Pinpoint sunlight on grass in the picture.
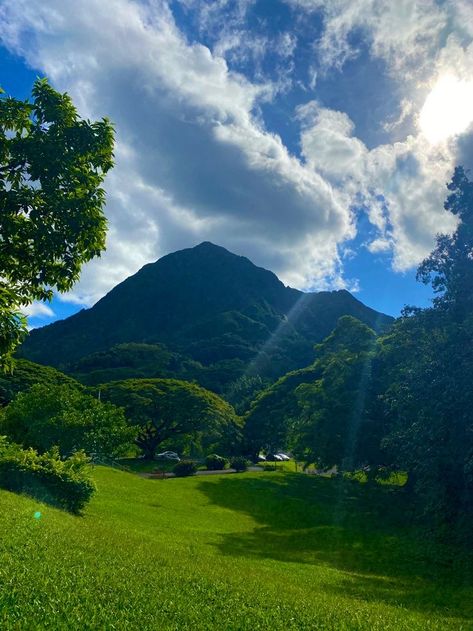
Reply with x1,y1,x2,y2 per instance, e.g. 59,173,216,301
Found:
0,468,471,630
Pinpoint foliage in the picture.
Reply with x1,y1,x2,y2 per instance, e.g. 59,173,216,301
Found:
372,167,473,538
0,358,82,406
245,316,378,470
0,79,114,368
0,384,135,459
173,460,197,477
98,378,239,459
223,373,268,414
293,316,377,470
69,342,207,387
230,456,248,472
205,453,228,470
377,309,473,537
244,364,321,457
0,436,95,513
417,166,473,316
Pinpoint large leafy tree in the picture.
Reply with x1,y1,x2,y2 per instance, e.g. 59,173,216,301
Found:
98,378,240,459
0,383,135,459
377,167,473,538
0,78,114,368
293,316,377,470
244,364,321,457
417,166,473,316
244,316,378,466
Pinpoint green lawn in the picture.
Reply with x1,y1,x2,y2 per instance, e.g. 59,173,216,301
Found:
0,468,472,630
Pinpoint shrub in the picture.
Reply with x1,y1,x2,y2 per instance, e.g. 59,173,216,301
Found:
230,456,248,472
173,460,197,477
262,463,277,471
0,437,95,513
205,454,228,470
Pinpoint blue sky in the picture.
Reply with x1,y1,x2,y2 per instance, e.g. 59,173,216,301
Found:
1,0,472,327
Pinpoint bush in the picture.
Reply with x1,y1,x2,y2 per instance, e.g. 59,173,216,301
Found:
173,460,197,477
230,456,248,472
205,454,228,470
0,437,95,513
262,463,277,471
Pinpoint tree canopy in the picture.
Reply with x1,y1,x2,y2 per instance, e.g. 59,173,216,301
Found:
294,316,377,470
0,383,135,459
0,358,82,406
417,166,473,316
0,78,114,368
98,378,240,459
374,168,473,537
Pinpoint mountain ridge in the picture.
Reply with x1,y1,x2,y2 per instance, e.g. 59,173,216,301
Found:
20,242,393,389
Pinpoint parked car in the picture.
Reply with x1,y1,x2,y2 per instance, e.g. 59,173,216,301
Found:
267,453,283,461
257,454,266,461
276,453,291,461
156,451,180,461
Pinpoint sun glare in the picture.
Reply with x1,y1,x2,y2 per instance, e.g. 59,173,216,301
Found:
419,75,473,144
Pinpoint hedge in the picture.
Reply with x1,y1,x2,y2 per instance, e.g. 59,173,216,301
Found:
0,437,96,513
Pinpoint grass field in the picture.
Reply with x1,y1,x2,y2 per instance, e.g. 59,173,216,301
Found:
1,468,472,630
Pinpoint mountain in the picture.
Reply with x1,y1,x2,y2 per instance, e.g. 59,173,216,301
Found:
20,242,393,391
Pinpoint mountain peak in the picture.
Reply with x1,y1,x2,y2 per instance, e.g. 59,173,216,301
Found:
194,241,220,249
20,243,393,381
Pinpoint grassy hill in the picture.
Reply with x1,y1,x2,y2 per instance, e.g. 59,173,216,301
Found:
1,468,471,630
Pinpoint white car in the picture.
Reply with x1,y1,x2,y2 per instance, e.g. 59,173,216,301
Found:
276,453,291,461
156,451,180,461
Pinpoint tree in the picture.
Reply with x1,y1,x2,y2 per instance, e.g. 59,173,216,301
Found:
0,383,135,459
0,78,114,368
244,364,321,458
98,378,240,459
417,165,473,316
293,316,377,470
223,374,268,415
376,168,473,539
0,358,82,406
244,316,379,467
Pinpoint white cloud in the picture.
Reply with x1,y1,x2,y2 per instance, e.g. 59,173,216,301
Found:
297,102,367,182
0,0,471,311
0,0,356,304
285,0,447,78
21,302,55,319
297,101,458,270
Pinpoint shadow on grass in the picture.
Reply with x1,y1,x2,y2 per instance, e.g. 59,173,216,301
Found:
198,473,473,619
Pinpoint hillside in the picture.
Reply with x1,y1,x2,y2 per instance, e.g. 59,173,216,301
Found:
20,242,393,388
1,467,471,630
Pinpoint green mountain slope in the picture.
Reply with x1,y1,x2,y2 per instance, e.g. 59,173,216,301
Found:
20,242,392,388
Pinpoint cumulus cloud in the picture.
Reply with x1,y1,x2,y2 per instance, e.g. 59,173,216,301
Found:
0,0,471,308
0,0,356,304
297,100,458,270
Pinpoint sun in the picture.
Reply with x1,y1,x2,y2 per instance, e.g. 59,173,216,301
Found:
419,75,473,144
